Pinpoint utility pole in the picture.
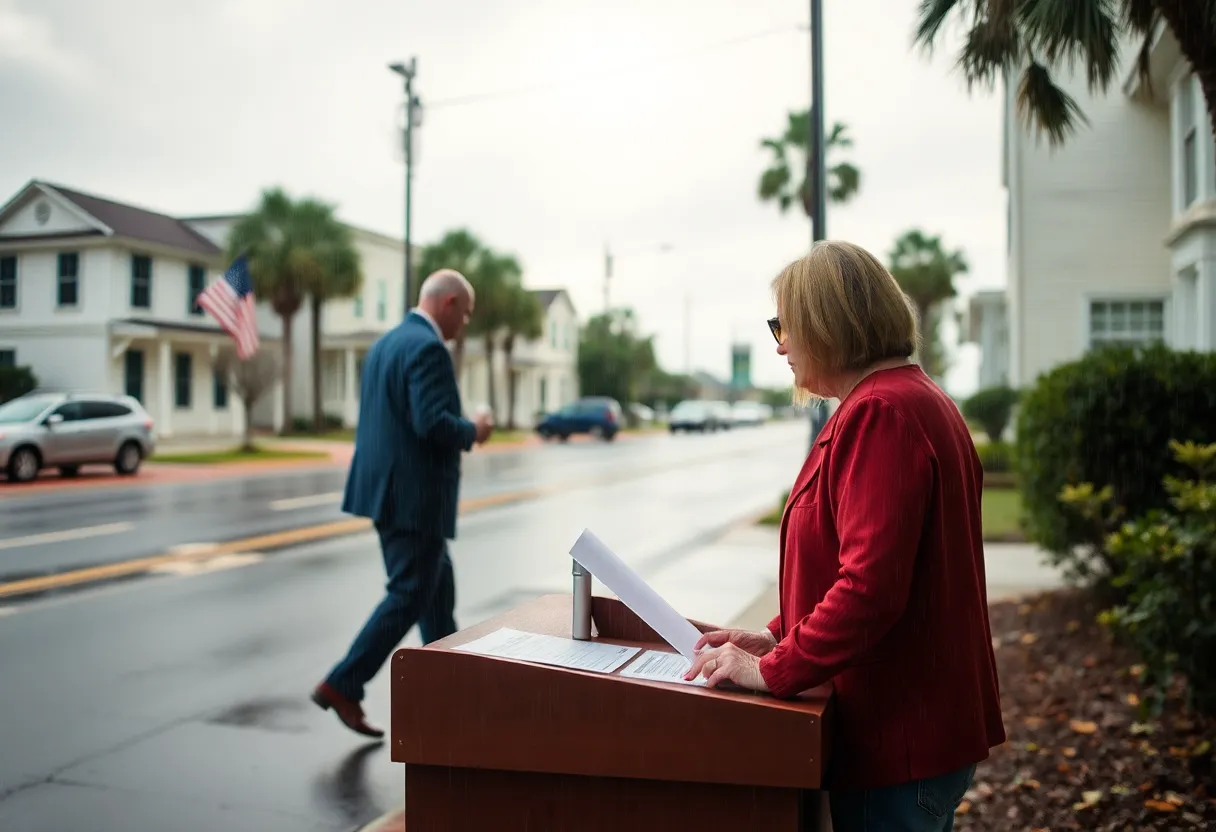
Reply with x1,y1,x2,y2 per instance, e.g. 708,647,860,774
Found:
390,59,421,314
603,243,613,313
683,292,691,374
807,0,829,448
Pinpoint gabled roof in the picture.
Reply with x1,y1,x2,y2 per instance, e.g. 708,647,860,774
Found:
530,288,576,316
0,180,222,258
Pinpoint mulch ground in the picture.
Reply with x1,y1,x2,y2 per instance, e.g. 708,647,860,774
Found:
958,589,1216,831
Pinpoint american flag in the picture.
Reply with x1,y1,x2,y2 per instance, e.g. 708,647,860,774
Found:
198,255,260,359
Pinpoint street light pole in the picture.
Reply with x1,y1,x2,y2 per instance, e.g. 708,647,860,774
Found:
807,0,829,448
390,59,420,315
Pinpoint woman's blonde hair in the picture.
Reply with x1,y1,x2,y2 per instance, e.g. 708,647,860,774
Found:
772,240,919,389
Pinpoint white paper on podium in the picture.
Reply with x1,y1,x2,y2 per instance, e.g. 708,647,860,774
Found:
569,529,704,659
453,627,639,674
620,649,707,687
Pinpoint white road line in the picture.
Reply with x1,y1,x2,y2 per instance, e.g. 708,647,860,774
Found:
270,492,342,511
0,522,135,551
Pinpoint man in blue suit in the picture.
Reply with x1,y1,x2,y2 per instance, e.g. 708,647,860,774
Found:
312,269,493,737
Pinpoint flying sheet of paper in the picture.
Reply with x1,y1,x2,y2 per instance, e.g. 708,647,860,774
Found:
620,649,707,687
453,627,640,674
569,529,704,660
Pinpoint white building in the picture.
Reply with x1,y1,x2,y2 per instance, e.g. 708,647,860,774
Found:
0,180,264,438
0,180,580,438
1004,26,1216,390
960,290,1010,390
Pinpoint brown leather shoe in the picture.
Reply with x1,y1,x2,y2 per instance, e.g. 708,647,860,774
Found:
311,682,385,738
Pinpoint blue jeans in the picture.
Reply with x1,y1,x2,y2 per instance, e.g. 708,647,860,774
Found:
824,764,976,832
325,526,457,702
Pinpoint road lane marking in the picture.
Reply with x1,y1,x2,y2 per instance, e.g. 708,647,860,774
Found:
0,439,791,601
0,522,135,551
270,492,343,511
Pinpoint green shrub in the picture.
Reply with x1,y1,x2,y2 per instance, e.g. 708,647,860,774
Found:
0,365,37,404
975,441,1016,474
962,385,1019,442
1071,441,1216,716
1015,345,1216,582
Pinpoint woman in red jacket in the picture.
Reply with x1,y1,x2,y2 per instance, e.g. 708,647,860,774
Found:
686,241,1005,831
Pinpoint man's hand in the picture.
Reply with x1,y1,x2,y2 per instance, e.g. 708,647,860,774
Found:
473,412,494,445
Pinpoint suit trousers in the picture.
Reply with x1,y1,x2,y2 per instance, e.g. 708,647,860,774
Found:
325,525,458,702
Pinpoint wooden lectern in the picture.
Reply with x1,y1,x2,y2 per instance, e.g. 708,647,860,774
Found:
391,593,832,831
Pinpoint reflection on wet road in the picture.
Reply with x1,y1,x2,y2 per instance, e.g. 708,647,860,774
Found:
0,424,801,580
0,421,807,831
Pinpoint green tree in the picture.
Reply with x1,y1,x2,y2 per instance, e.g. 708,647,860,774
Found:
293,201,362,432
914,0,1216,147
499,284,544,430
758,117,861,223
887,229,969,380
577,309,658,408
227,188,336,434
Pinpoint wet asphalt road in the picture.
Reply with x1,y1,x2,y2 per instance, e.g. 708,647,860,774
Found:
0,421,807,832
0,425,799,581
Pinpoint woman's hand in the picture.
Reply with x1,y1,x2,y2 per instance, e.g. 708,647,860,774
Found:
693,627,777,657
683,642,770,692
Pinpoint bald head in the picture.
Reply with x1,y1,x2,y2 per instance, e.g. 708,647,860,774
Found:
417,269,475,341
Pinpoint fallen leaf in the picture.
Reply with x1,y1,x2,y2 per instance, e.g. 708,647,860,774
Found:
1191,740,1212,757
954,800,971,815
1130,722,1155,735
1061,747,1077,758
1070,720,1098,734
1138,741,1159,756
1074,789,1103,810
1144,799,1177,812
1024,742,1039,752
1129,664,1145,678
1057,761,1071,773
1174,718,1195,732
1126,692,1140,706
1019,604,1031,615
1169,746,1189,758
1066,620,1081,633
1165,791,1185,806
1083,656,1097,668
1110,784,1133,796
1020,632,1038,645
1023,716,1045,729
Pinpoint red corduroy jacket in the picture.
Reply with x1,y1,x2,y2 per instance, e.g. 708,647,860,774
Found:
757,365,1006,790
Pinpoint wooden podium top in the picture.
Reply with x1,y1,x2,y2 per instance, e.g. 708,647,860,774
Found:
391,594,832,790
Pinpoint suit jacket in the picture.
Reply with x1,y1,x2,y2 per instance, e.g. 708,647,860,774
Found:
757,364,1006,790
341,313,476,540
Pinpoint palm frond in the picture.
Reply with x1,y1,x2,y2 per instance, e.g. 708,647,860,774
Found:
1020,0,1120,94
1017,61,1088,147
826,121,854,148
958,9,1022,90
828,163,861,203
758,164,792,203
760,137,788,162
1124,0,1156,33
914,0,964,52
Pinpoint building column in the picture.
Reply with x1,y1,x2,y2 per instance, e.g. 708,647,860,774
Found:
1198,257,1216,351
272,378,285,434
208,344,220,436
343,347,357,427
158,339,172,438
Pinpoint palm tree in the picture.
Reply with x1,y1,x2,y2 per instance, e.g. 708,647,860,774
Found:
758,116,861,223
226,188,316,434
468,253,521,420
294,201,362,432
499,285,544,430
416,229,485,380
887,229,969,380
915,0,1216,147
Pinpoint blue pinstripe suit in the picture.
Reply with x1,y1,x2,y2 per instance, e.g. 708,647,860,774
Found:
326,312,476,702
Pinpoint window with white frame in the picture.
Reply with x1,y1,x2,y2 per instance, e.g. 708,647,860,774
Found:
1179,74,1199,209
376,281,386,321
1088,299,1166,349
0,256,17,309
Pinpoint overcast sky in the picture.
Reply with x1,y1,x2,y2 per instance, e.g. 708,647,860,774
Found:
1,0,1005,394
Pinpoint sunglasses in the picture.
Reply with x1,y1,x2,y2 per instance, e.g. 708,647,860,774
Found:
767,316,784,345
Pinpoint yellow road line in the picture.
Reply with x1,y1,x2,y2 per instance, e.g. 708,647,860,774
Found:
0,486,552,601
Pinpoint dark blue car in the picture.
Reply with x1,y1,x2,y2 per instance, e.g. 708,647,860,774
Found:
535,397,623,442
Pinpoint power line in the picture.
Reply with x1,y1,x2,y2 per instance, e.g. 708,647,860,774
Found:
425,24,806,111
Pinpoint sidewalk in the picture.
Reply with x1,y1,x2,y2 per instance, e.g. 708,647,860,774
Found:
355,528,1068,832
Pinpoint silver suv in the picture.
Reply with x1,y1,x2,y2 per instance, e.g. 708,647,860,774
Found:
0,392,156,483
